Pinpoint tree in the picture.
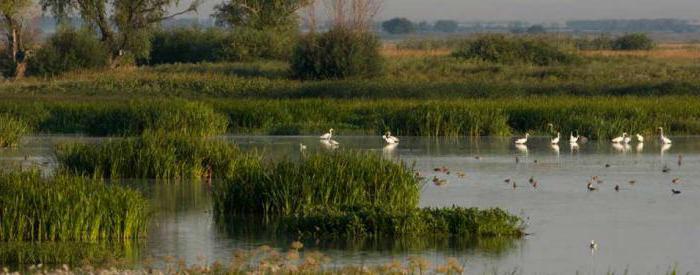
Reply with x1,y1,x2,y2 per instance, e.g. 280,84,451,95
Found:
213,0,311,30
416,21,430,32
1,0,35,78
613,33,654,50
381,17,414,34
40,0,201,67
526,25,546,34
433,20,458,33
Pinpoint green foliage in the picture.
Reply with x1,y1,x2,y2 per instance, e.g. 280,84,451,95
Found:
213,151,422,217
149,27,295,65
613,33,655,50
0,114,28,148
382,17,415,34
0,242,128,265
526,25,546,34
0,171,149,242
281,206,524,239
213,0,310,30
452,35,579,65
574,35,614,50
27,29,110,76
56,131,241,179
433,20,459,33
291,27,383,80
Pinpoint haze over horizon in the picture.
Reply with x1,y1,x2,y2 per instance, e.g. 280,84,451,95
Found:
185,0,700,22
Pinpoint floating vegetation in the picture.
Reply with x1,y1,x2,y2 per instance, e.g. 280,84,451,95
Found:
56,132,241,179
0,171,149,242
213,151,422,217
0,115,29,148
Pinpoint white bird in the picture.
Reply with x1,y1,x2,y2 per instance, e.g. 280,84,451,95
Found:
383,131,399,144
590,240,598,250
299,143,307,151
658,127,672,144
623,135,631,144
551,132,560,144
636,134,644,143
328,139,340,146
611,133,627,143
569,132,579,144
320,128,334,140
515,133,529,145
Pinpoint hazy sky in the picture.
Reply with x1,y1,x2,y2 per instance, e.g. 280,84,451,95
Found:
189,0,700,22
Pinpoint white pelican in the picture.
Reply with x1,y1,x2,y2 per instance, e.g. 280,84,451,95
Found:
320,128,334,140
551,132,560,144
515,133,529,145
636,134,644,143
611,133,627,143
658,127,672,144
569,132,579,144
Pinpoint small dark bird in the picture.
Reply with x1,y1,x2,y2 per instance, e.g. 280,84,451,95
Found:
678,155,683,166
446,171,451,175
532,181,538,189
513,182,517,189
587,182,597,191
529,177,534,184
629,180,636,185
672,189,681,195
605,164,611,168
672,178,681,184
534,160,538,164
434,168,441,172
515,156,520,163
504,178,511,183
662,165,671,173
475,156,481,160
614,185,620,192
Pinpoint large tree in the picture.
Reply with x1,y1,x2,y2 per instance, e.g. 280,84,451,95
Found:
1,0,34,78
40,0,201,66
381,17,414,35
213,0,311,30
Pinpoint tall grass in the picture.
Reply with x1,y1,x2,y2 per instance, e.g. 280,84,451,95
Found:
0,115,29,148
0,242,131,265
0,171,149,242
56,132,241,179
213,151,422,217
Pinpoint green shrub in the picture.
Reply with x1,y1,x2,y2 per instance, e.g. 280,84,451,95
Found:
613,33,655,51
574,35,614,50
0,115,29,148
0,171,149,242
149,27,296,65
291,27,383,80
56,131,242,179
213,151,422,217
452,35,579,65
27,29,110,76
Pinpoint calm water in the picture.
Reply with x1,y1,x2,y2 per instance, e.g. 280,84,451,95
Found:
2,135,700,274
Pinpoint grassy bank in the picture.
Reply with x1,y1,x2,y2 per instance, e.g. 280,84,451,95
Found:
213,151,422,217
0,242,133,265
0,115,28,148
1,97,698,138
56,132,241,179
0,172,149,242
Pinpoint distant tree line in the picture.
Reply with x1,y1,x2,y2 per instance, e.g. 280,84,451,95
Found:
567,19,699,33
381,18,460,34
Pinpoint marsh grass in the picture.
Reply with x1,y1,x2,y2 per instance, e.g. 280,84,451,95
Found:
0,242,131,265
0,115,28,148
213,151,421,217
56,132,241,179
0,171,149,242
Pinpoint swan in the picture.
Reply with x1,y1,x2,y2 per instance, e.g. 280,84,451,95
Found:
551,132,560,144
623,135,631,144
320,128,334,140
328,139,340,146
383,131,399,144
611,132,627,143
658,127,672,144
636,134,644,143
569,132,579,144
299,143,307,151
515,133,529,145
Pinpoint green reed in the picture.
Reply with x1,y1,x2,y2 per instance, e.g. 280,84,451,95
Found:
0,171,149,242
0,115,28,148
0,242,132,265
213,151,422,217
56,132,241,179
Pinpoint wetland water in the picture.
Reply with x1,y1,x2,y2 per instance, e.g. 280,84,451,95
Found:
2,135,700,273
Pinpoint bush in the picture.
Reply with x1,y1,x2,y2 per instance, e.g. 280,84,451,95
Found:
149,27,296,65
452,35,579,66
382,18,415,34
27,29,110,76
291,27,383,80
574,35,614,50
0,115,29,148
613,33,655,51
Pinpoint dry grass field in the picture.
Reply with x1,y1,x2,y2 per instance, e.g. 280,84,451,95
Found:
581,43,700,59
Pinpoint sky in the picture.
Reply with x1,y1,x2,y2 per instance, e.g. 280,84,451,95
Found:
187,0,700,22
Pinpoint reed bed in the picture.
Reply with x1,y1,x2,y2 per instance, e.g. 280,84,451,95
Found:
0,242,129,265
56,132,241,179
0,100,227,137
280,206,524,240
213,151,422,217
0,115,28,148
0,171,149,242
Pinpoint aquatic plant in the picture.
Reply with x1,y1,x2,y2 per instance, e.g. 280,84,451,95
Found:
56,132,241,179
0,171,149,242
0,115,28,148
213,151,422,217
